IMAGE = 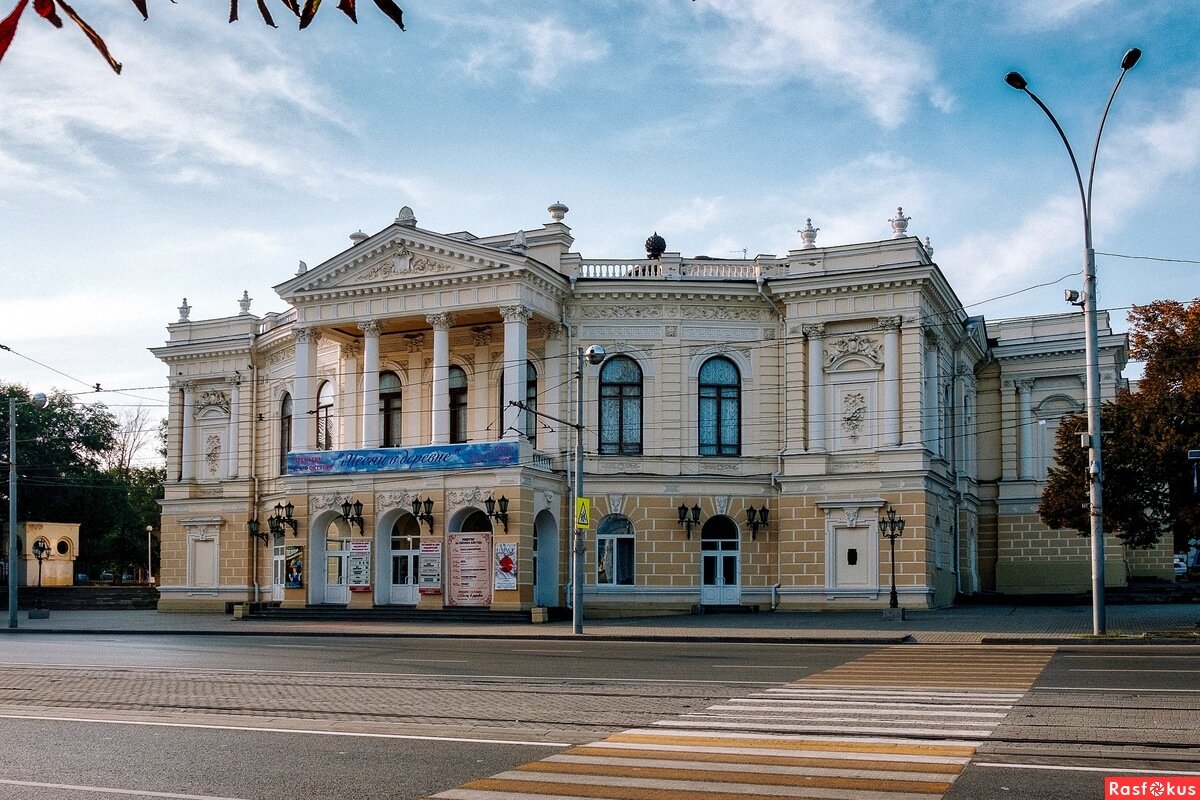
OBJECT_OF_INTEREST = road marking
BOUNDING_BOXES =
[508,649,583,654]
[1069,668,1200,673]
[391,658,471,663]
[974,762,1200,776]
[710,664,801,669]
[0,712,569,748]
[1036,686,1200,693]
[0,778,247,799]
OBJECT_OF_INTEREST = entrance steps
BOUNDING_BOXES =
[245,605,533,624]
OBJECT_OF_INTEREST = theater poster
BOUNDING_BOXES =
[447,533,492,607]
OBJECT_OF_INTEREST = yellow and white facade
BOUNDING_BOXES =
[152,203,1167,615]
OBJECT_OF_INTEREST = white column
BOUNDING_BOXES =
[428,313,452,444]
[359,321,381,448]
[341,340,361,450]
[542,323,563,454]
[471,327,493,440]
[500,305,532,441]
[404,334,424,443]
[180,382,196,481]
[1017,378,1035,479]
[924,330,940,453]
[804,324,825,452]
[880,316,901,447]
[293,326,317,451]
[226,378,240,479]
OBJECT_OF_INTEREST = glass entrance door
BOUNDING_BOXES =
[390,535,419,605]
[271,543,285,602]
[700,520,740,606]
[325,535,350,605]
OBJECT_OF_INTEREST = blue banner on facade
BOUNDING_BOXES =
[286,441,521,476]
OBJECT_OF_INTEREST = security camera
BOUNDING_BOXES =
[1064,289,1081,304]
[583,344,607,365]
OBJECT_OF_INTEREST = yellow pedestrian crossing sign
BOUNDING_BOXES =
[575,498,591,529]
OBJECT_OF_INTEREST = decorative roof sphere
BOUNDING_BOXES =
[645,231,666,259]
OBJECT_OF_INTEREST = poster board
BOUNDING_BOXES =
[349,539,371,592]
[494,542,517,591]
[285,545,304,589]
[447,533,492,607]
[419,541,443,595]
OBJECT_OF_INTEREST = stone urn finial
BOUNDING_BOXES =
[799,218,820,249]
[350,229,368,246]
[548,200,568,222]
[645,231,666,259]
[177,298,191,323]
[238,290,252,315]
[924,236,934,258]
[297,260,308,275]
[889,207,910,238]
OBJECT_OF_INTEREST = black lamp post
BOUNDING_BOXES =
[270,502,298,536]
[340,498,365,534]
[677,503,702,539]
[1004,47,1141,636]
[879,505,906,610]
[484,495,509,533]
[411,497,435,533]
[31,539,49,611]
[746,505,770,539]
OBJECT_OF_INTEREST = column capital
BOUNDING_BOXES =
[539,322,563,340]
[499,305,533,324]
[923,327,941,345]
[427,312,453,331]
[404,333,425,353]
[358,319,382,337]
[802,323,825,338]
[342,340,362,359]
[1015,378,1035,393]
[293,326,317,345]
[878,315,903,330]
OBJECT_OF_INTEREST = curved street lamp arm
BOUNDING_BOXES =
[1021,87,1089,238]
[1086,67,1133,245]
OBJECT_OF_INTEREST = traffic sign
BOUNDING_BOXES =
[575,498,591,529]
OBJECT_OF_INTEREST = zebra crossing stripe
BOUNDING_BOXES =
[605,730,979,757]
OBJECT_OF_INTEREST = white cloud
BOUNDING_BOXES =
[941,87,1200,306]
[454,13,608,88]
[1006,0,1110,29]
[688,0,948,128]
[658,197,725,235]
[0,7,358,200]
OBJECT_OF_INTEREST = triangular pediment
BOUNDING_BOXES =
[275,225,523,301]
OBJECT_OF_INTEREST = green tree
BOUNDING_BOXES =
[1040,299,1200,551]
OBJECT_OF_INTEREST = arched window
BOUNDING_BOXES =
[698,356,740,456]
[380,371,403,447]
[498,361,538,445]
[596,514,635,585]
[598,356,642,455]
[449,366,468,444]
[316,381,334,451]
[278,393,292,474]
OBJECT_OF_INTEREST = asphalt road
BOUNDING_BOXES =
[0,635,1195,800]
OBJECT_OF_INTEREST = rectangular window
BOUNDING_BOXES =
[596,536,635,585]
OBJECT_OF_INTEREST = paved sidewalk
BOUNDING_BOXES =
[2,601,1198,644]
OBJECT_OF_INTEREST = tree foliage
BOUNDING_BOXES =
[0,0,405,74]
[2,383,164,577]
[1040,299,1200,551]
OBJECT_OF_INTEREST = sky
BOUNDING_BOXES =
[1,0,1197,462]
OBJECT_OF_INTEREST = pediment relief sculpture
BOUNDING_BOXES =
[351,247,458,284]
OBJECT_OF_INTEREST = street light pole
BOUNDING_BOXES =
[571,344,607,636]
[146,525,154,586]
[1005,48,1141,636]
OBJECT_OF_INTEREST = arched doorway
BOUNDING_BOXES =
[533,509,559,607]
[309,511,352,606]
[700,516,740,606]
[374,511,421,606]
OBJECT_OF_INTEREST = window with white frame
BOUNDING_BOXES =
[598,356,642,455]
[278,393,292,474]
[380,371,403,447]
[698,356,741,456]
[449,366,468,443]
[316,381,334,451]
[596,514,635,585]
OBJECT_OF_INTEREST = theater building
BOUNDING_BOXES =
[151,203,1169,615]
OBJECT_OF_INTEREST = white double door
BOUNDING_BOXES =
[700,532,740,606]
[325,536,350,605]
[390,537,419,605]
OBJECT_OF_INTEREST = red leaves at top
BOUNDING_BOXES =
[0,0,31,64]
[0,0,405,73]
